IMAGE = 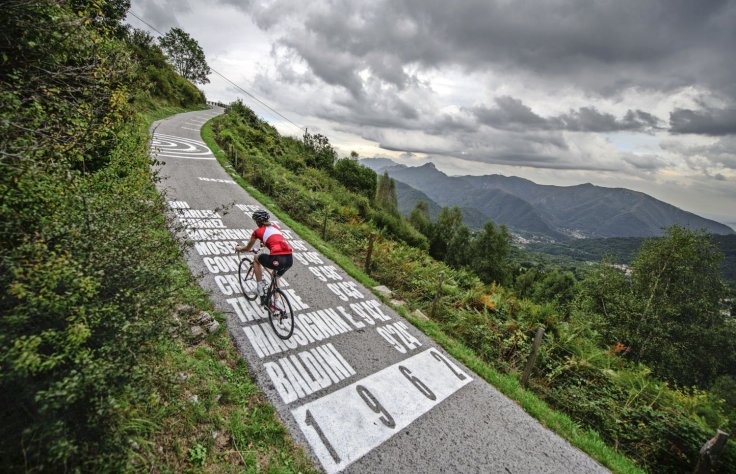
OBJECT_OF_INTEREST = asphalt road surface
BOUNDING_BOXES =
[151,108,609,474]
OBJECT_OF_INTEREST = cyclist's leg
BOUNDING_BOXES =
[257,254,278,303]
[253,257,263,282]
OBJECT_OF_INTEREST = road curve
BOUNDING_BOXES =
[151,107,609,474]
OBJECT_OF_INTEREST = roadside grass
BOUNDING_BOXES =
[125,263,316,473]
[202,119,643,474]
[128,107,317,473]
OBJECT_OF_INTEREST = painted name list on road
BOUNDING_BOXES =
[169,200,427,406]
[292,348,472,473]
[168,199,472,470]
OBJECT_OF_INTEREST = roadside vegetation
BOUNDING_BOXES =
[207,101,736,473]
[1,2,313,472]
[522,234,736,283]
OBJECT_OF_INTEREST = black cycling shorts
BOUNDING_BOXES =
[258,253,293,276]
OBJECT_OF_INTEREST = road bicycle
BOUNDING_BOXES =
[237,248,295,339]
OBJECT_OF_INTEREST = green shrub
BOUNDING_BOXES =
[0,1,205,470]
[333,156,377,199]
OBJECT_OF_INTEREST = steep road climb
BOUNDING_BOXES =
[150,107,609,474]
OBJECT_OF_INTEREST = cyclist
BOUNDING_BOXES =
[235,210,293,302]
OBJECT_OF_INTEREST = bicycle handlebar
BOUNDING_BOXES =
[235,245,262,255]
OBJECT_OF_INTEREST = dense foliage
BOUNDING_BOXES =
[580,227,734,387]
[332,152,376,199]
[526,234,736,282]
[212,103,736,473]
[410,203,513,285]
[128,29,205,108]
[0,1,206,470]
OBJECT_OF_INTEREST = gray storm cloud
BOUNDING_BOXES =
[245,0,736,98]
[472,97,662,133]
[670,106,736,136]
[128,0,736,217]
[234,0,736,171]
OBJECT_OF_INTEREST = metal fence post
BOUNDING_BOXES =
[521,327,545,388]
[364,233,375,273]
[429,271,445,319]
[321,207,329,239]
[694,430,729,474]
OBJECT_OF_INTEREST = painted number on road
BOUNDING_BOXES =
[292,348,472,473]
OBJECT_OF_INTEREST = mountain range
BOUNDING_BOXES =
[361,158,734,240]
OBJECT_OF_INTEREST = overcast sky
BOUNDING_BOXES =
[127,0,736,228]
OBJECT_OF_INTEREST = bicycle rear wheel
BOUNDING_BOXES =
[268,288,295,339]
[238,257,258,301]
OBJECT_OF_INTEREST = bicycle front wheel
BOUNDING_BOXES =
[268,288,295,339]
[238,257,258,301]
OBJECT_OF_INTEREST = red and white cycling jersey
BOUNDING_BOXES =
[252,224,292,255]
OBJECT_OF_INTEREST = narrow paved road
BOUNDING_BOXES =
[151,108,609,474]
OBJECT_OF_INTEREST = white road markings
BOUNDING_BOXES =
[266,343,356,404]
[167,183,472,474]
[292,348,472,473]
[156,133,207,146]
[198,177,235,184]
[151,133,214,160]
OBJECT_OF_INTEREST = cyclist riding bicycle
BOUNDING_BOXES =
[234,210,293,303]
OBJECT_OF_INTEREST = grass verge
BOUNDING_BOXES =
[202,118,642,474]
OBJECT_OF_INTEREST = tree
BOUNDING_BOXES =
[409,201,432,237]
[629,226,728,385]
[532,271,577,309]
[332,153,376,199]
[472,221,512,285]
[581,226,733,387]
[302,130,337,169]
[159,27,211,84]
[428,207,463,261]
[375,172,399,216]
[515,268,542,299]
[446,225,473,268]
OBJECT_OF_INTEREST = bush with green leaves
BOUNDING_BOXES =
[579,226,735,388]
[1,1,205,470]
[333,154,377,199]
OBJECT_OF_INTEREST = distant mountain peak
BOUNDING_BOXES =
[360,157,403,172]
[374,164,734,239]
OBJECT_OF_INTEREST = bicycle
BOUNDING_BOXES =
[237,248,295,339]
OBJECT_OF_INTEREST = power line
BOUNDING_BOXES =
[126,10,305,135]
[208,69,305,134]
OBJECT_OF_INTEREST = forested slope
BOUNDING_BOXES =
[209,102,736,473]
[527,234,736,281]
[0,2,313,472]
